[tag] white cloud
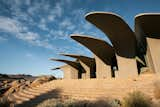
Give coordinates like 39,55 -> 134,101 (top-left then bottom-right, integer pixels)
17,32 -> 39,41
60,18 -> 72,28
54,2 -> 63,17
0,16 -> 55,50
0,36 -> 7,42
0,16 -> 21,33
49,30 -> 70,40
48,15 -> 55,21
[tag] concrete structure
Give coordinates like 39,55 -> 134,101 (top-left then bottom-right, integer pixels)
52,64 -> 79,79
51,59 -> 84,79
60,54 -> 96,79
135,13 -> 160,74
85,12 -> 138,78
71,35 -> 117,78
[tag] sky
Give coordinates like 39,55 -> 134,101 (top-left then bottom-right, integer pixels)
0,0 -> 160,78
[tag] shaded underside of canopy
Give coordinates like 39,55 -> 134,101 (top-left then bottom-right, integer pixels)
50,58 -> 81,70
135,13 -> 160,55
71,34 -> 115,65
85,12 -> 137,58
60,53 -> 95,67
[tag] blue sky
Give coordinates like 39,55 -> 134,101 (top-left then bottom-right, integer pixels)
0,0 -> 160,78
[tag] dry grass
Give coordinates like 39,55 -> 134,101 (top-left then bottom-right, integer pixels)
36,98 -> 120,107
122,91 -> 152,107
0,96 -> 13,107
154,79 -> 160,99
37,91 -> 157,107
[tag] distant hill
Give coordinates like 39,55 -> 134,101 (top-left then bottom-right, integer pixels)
0,73 -> 36,81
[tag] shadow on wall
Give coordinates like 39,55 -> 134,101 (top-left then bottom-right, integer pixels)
15,88 -> 62,107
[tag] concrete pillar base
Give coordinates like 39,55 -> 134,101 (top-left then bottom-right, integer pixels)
79,61 -> 90,79
116,55 -> 138,78
94,55 -> 112,79
61,65 -> 79,79
146,38 -> 160,74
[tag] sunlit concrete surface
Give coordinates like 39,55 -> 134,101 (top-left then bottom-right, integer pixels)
50,59 -> 84,79
52,64 -> 79,79
60,54 -> 96,79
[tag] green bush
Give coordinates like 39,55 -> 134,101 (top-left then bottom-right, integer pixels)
122,91 -> 152,107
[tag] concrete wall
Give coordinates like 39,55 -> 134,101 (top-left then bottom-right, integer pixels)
50,74 -> 155,100
94,55 -> 112,78
61,65 -> 79,79
116,55 -> 138,78
146,38 -> 160,74
79,60 -> 90,79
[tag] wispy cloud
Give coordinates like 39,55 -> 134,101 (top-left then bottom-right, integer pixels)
0,36 -> 7,42
0,16 -> 56,50
26,53 -> 33,57
0,0 -> 104,55
0,16 -> 21,33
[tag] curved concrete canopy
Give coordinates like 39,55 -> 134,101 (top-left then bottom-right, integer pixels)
71,34 -> 115,65
60,53 -> 95,67
135,13 -> 160,55
50,58 -> 80,70
51,64 -> 67,70
135,13 -> 160,39
51,67 -> 60,70
85,12 -> 137,58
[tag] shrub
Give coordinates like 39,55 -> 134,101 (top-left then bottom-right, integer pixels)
154,79 -> 160,99
0,96 -> 12,107
122,91 -> 152,107
36,98 -> 61,107
36,98 -> 120,107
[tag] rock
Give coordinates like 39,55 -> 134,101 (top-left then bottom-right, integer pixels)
31,76 -> 56,87
11,80 -> 21,87
1,75 -> 56,97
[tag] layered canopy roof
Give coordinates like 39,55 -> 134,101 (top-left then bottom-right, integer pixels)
71,34 -> 115,65
85,12 -> 137,58
50,58 -> 80,70
135,13 -> 160,39
135,13 -> 160,54
60,53 -> 95,67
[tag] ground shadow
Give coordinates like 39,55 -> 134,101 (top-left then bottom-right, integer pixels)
15,88 -> 62,107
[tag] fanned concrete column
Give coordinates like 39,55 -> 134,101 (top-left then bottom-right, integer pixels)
79,60 -> 91,79
51,59 -> 84,79
135,13 -> 160,74
85,12 -> 139,78
94,55 -> 111,78
61,65 -> 79,79
146,38 -> 160,74
60,54 -> 96,79
71,35 -> 116,78
116,55 -> 138,78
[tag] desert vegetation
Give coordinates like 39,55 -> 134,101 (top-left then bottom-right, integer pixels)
36,98 -> 120,107
0,96 -> 13,107
154,79 -> 160,99
36,91 -> 158,107
122,91 -> 152,107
